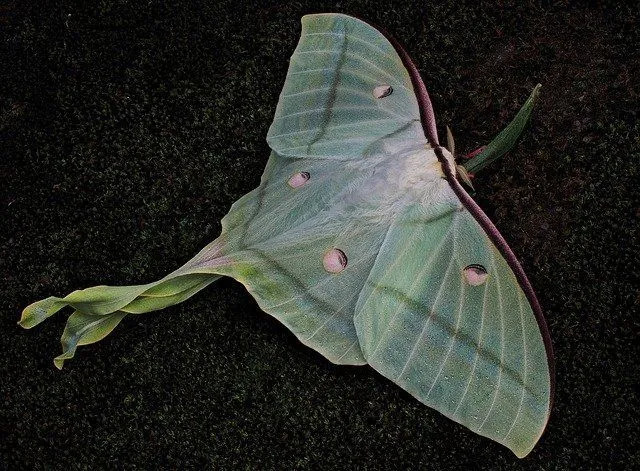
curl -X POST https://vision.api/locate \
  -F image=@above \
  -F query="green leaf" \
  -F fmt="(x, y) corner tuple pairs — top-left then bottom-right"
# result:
(463, 84), (541, 174)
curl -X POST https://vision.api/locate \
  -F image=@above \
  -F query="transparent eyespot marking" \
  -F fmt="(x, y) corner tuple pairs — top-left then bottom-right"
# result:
(287, 171), (310, 188)
(323, 248), (348, 274)
(373, 85), (393, 98)
(463, 264), (488, 286)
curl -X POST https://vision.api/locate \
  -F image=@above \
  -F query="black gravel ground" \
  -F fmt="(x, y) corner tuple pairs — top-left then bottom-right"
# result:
(1, 1), (638, 469)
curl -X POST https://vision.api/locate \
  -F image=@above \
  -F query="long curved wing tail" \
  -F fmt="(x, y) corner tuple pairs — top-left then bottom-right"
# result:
(19, 240), (230, 368)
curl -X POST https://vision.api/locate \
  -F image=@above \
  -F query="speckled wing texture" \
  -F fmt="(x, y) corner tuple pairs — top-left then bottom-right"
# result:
(212, 13), (427, 365)
(266, 14), (421, 159)
(354, 201), (551, 457)
(20, 13), (552, 458)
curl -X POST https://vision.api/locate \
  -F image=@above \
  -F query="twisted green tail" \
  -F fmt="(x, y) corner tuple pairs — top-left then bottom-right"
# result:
(19, 239), (229, 369)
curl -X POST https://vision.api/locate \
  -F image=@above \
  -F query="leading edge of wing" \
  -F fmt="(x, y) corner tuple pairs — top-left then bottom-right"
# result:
(355, 12), (555, 442)
(346, 14), (440, 147)
(299, 13), (439, 147)
(434, 149), (556, 408)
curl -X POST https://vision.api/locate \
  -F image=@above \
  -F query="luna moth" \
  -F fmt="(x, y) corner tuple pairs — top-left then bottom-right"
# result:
(20, 13), (554, 458)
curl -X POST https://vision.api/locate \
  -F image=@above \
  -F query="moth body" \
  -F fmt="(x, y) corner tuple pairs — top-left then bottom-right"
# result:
(21, 12), (553, 460)
(336, 139), (456, 224)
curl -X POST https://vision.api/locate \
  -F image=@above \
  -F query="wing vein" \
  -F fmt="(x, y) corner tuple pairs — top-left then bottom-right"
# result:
(480, 250), (505, 431)
(370, 222), (453, 360)
(395, 218), (458, 382)
(304, 219), (387, 342)
(302, 31), (391, 56)
(504, 290), (528, 441)
(453, 248), (495, 416)
(425, 215), (466, 399)
(292, 50), (405, 86)
(268, 118), (405, 140)
(335, 339), (359, 363)
(275, 105), (400, 121)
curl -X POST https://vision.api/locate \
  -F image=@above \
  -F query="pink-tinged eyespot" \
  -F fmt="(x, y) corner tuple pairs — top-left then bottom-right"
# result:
(287, 171), (310, 188)
(323, 248), (348, 274)
(463, 264), (488, 286)
(373, 85), (393, 98)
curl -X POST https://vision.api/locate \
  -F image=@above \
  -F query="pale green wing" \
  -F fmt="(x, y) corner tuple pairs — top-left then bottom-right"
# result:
(20, 13), (429, 368)
(207, 13), (428, 364)
(267, 13), (423, 159)
(354, 197), (552, 458)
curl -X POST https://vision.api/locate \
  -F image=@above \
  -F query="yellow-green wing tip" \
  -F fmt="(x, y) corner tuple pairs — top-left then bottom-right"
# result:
(19, 296), (66, 329)
(17, 307), (35, 329)
(511, 418), (549, 458)
(52, 310), (129, 370)
(513, 443), (533, 459)
(19, 300), (47, 329)
(506, 384), (552, 458)
(53, 353), (69, 370)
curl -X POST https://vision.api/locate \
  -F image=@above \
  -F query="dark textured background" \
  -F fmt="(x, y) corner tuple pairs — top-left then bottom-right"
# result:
(1, 1), (638, 469)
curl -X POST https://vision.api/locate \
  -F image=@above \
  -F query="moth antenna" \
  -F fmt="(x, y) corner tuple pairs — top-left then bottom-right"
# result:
(456, 164), (475, 191)
(446, 125), (455, 157)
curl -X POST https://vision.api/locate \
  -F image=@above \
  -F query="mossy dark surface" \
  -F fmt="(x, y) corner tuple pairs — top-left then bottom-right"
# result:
(1, 1), (638, 469)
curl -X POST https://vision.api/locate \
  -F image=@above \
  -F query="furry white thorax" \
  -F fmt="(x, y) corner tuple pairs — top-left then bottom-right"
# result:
(438, 147), (457, 175)
(334, 145), (456, 223)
